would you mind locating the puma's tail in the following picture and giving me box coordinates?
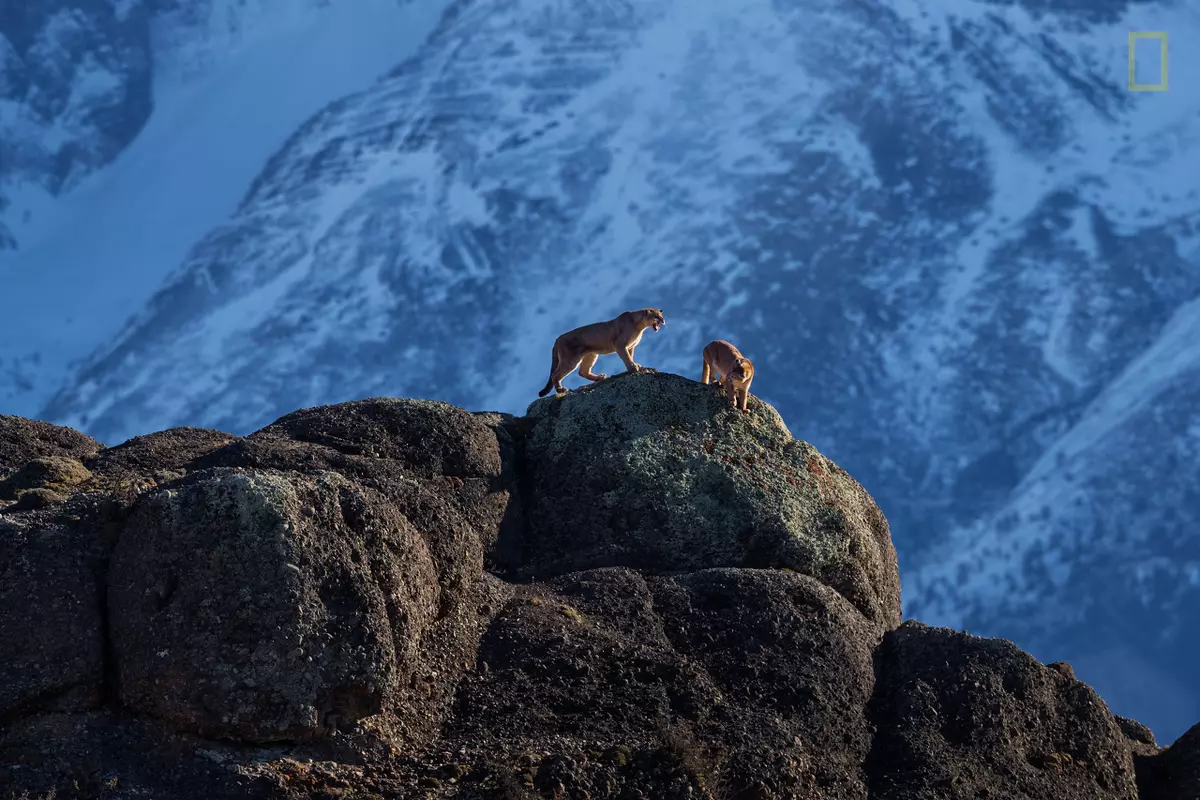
[538,347,560,397]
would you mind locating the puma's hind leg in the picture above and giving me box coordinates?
[577,352,607,383]
[551,353,583,395]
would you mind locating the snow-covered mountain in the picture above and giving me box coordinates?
[0,0,152,252]
[0,0,438,415]
[6,0,1200,741]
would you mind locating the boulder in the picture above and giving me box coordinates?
[1116,715,1161,759]
[0,456,92,501]
[1135,721,1200,800]
[866,620,1139,799]
[193,401,516,627]
[521,370,900,627]
[434,566,879,799]
[0,712,276,799]
[0,414,102,481]
[0,508,105,719]
[85,426,238,483]
[248,400,516,563]
[107,468,442,743]
[0,389,1194,799]
[250,397,502,480]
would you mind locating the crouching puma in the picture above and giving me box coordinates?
[538,308,666,397]
[701,339,755,413]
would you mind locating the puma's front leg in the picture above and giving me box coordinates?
[739,379,753,412]
[619,346,641,373]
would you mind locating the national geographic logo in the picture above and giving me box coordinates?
[1128,31,1168,92]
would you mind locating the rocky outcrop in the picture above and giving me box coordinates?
[108,469,443,743]
[519,372,900,627]
[0,372,1194,798]
[867,622,1140,798]
[0,415,101,479]
[0,507,106,721]
[1135,722,1200,800]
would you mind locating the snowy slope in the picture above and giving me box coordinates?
[28,0,1200,742]
[0,0,444,418]
[909,293,1200,736]
[0,0,153,252]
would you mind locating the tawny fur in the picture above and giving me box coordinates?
[539,308,667,397]
[701,339,755,413]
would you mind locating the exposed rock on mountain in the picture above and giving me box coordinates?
[0,414,100,477]
[0,373,1194,798]
[519,372,900,627]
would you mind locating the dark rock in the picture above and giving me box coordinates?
[1048,660,1076,680]
[436,567,878,798]
[85,426,238,482]
[250,397,502,479]
[521,371,900,627]
[0,414,101,480]
[107,468,442,743]
[199,398,516,571]
[866,621,1139,799]
[1136,722,1200,800]
[0,509,105,720]
[0,711,276,799]
[0,385,1192,798]
[1117,715,1160,758]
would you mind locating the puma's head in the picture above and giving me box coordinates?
[641,308,666,332]
[732,357,753,381]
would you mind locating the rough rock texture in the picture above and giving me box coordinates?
[867,621,1139,799]
[0,507,106,721]
[83,425,239,483]
[0,456,93,501]
[0,415,101,480]
[0,374,1194,798]
[1136,722,1200,800]
[108,469,442,743]
[433,567,880,799]
[522,371,901,628]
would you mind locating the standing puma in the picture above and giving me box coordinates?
[701,339,755,413]
[538,308,667,397]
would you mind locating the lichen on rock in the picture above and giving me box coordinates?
[521,370,901,626]
[0,455,93,501]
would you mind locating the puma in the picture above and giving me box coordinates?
[701,339,755,413]
[538,308,666,397]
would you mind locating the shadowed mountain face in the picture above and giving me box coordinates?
[0,0,153,250]
[13,0,1200,740]
[2,376,1197,798]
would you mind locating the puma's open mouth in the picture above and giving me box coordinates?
[653,322,662,331]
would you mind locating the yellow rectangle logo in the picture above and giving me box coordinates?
[1128,31,1168,91]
